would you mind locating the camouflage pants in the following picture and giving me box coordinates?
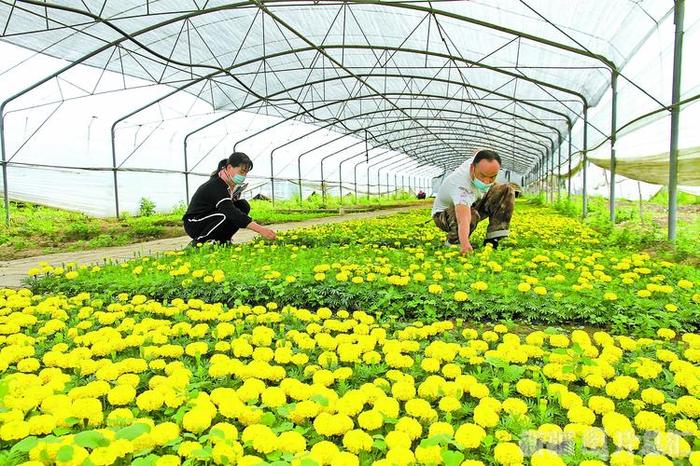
[433,183,516,244]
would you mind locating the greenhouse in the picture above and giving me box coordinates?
[0,1,699,465]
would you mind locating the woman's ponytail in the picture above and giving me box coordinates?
[211,158,228,177]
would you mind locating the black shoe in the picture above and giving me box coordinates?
[483,238,501,249]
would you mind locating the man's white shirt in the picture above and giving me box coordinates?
[431,158,484,216]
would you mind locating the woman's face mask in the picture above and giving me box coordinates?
[222,165,249,185]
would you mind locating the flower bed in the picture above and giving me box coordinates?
[28,204,700,335]
[0,289,699,465]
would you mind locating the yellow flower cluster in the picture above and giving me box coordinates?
[1,287,699,466]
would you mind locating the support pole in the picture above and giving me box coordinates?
[669,0,685,242]
[567,125,572,199]
[365,130,370,199]
[557,135,562,202]
[110,126,120,218]
[610,70,618,222]
[582,104,589,218]
[0,109,8,225]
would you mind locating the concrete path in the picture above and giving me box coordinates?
[1,205,423,289]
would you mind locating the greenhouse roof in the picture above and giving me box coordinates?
[0,0,677,174]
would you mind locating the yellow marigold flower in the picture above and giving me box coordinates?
[342,429,373,454]
[385,430,412,450]
[428,422,454,438]
[386,448,415,466]
[517,282,531,292]
[493,442,523,465]
[454,423,485,449]
[107,385,136,406]
[309,440,340,465]
[357,410,383,431]
[610,450,636,466]
[395,417,422,440]
[473,405,499,428]
[470,281,488,292]
[414,445,442,465]
[656,328,676,340]
[641,388,665,405]
[678,279,693,289]
[278,431,306,453]
[428,284,443,294]
[634,411,666,432]
[182,409,212,434]
[515,379,540,397]
[531,449,565,466]
[453,291,468,302]
[533,286,547,295]
[391,381,416,401]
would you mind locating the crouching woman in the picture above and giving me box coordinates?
[182,152,276,246]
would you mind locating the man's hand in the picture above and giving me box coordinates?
[460,241,473,255]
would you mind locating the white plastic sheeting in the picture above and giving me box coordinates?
[0,1,698,215]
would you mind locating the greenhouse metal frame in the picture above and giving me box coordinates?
[0,0,692,240]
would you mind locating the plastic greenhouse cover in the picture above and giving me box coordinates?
[1,1,699,214]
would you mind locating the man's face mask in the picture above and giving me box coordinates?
[472,177,493,193]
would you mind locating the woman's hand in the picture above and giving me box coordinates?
[248,222,276,240]
[259,227,276,240]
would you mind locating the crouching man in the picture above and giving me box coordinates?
[432,149,516,254]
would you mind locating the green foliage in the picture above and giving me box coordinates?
[0,196,426,259]
[28,202,700,336]
[138,197,157,217]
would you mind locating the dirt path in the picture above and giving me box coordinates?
[0,205,424,289]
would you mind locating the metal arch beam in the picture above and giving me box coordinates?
[214,71,577,133]
[378,148,525,179]
[234,96,555,186]
[274,105,555,201]
[17,1,592,140]
[6,3,583,153]
[9,0,617,77]
[8,0,600,126]
[356,122,547,162]
[340,91,564,141]
[349,134,533,199]
[380,154,461,191]
[198,69,574,173]
[278,99,559,197]
[1,0,597,220]
[9,0,616,73]
[251,2,467,163]
[294,120,542,196]
[313,135,532,204]
[374,140,533,173]
[295,117,546,164]
[361,131,539,167]
[289,110,552,198]
[337,148,444,202]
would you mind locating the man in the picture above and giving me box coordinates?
[432,149,516,254]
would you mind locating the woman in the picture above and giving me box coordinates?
[183,152,276,246]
